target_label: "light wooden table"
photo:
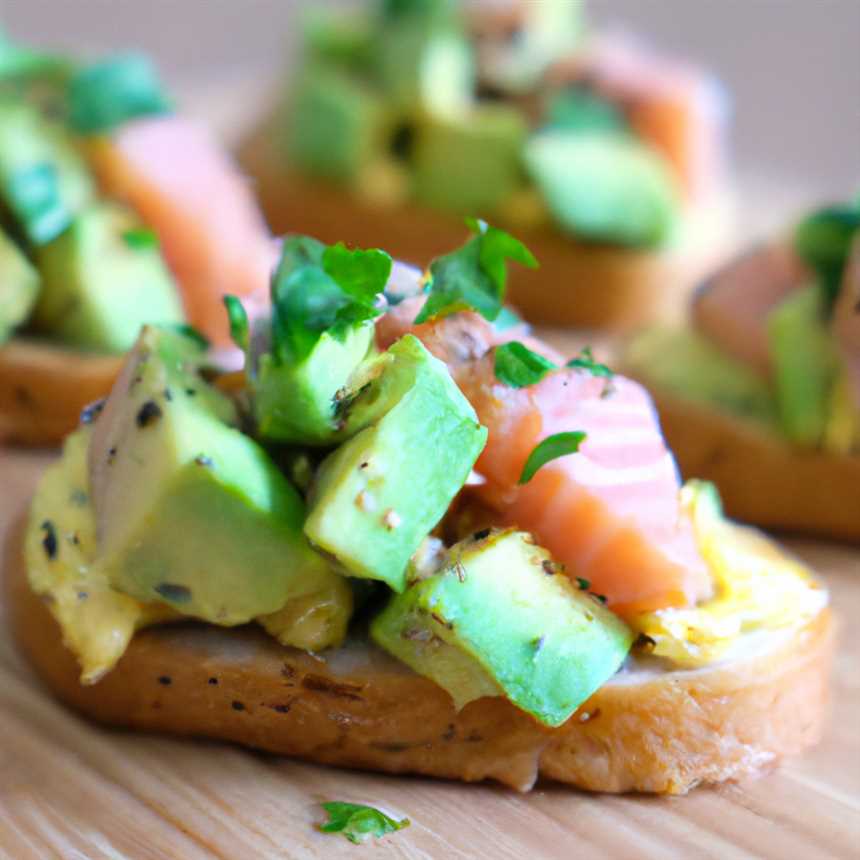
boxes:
[0,443,858,859]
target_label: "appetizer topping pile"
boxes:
[629,194,860,453]
[26,224,826,726]
[0,37,272,352]
[281,0,726,247]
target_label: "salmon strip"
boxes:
[87,116,275,346]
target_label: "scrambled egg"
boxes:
[25,428,176,684]
[632,480,828,667]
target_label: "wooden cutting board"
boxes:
[0,442,858,860]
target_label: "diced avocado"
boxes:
[412,104,527,215]
[301,7,373,72]
[373,0,473,116]
[0,226,39,343]
[371,529,633,726]
[0,100,94,245]
[524,131,678,247]
[253,322,375,444]
[544,86,628,134]
[305,334,487,592]
[285,64,390,183]
[625,327,777,425]
[767,284,839,446]
[31,202,184,353]
[89,326,346,625]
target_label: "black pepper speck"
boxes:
[158,676,172,686]
[136,400,163,428]
[41,521,57,560]
[231,700,246,711]
[208,677,219,685]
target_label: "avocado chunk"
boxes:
[305,334,487,592]
[30,202,184,353]
[524,131,678,247]
[371,529,633,726]
[767,284,839,446]
[286,63,390,183]
[413,104,527,215]
[0,225,39,343]
[625,327,777,425]
[0,100,94,245]
[88,326,347,625]
[253,322,375,444]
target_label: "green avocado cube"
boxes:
[0,100,94,245]
[253,321,375,444]
[0,226,39,343]
[524,131,678,247]
[285,63,390,182]
[626,327,778,426]
[767,284,839,446]
[305,335,487,592]
[371,530,634,726]
[89,326,345,626]
[31,202,184,354]
[413,104,527,215]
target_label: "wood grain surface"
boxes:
[1,434,858,859]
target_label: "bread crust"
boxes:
[236,124,730,332]
[0,339,121,446]
[5,516,833,794]
[650,390,860,541]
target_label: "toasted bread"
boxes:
[237,124,731,332]
[0,340,121,447]
[648,390,860,541]
[5,516,832,794]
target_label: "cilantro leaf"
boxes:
[69,54,172,135]
[492,305,526,334]
[223,295,249,353]
[415,219,537,324]
[319,802,410,845]
[565,346,614,379]
[794,202,860,310]
[5,162,70,245]
[519,431,587,484]
[122,227,159,250]
[271,235,391,364]
[495,341,557,388]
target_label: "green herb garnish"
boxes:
[5,162,69,245]
[566,346,614,379]
[122,227,159,249]
[519,431,587,484]
[69,53,171,135]
[494,341,557,388]
[492,305,526,333]
[223,295,250,353]
[319,801,410,844]
[271,235,391,363]
[165,323,210,351]
[415,218,537,324]
[794,201,860,310]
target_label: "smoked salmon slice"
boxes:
[86,116,275,346]
[376,302,711,617]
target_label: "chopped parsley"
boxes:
[69,53,172,134]
[565,346,613,379]
[122,227,159,250]
[494,341,557,388]
[318,801,410,844]
[414,218,537,324]
[223,295,250,353]
[271,235,391,364]
[519,431,587,484]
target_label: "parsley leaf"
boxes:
[495,341,557,388]
[415,218,537,324]
[565,346,614,379]
[5,162,70,245]
[223,295,249,353]
[319,802,410,844]
[271,235,391,364]
[69,54,172,135]
[519,431,587,484]
[122,227,159,250]
[492,305,526,333]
